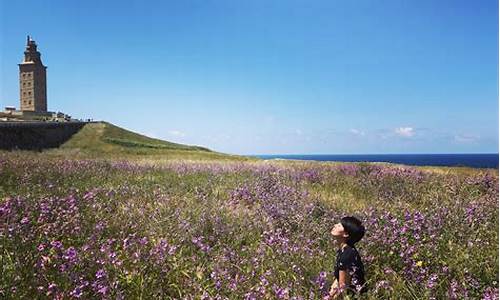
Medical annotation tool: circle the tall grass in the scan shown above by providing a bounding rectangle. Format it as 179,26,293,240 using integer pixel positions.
0,153,498,299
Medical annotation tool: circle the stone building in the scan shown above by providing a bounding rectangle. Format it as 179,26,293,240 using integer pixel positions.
19,35,47,112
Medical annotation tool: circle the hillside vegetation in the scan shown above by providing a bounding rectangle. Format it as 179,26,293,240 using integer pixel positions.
50,122,247,161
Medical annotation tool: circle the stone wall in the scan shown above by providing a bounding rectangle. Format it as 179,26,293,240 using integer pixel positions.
0,122,86,150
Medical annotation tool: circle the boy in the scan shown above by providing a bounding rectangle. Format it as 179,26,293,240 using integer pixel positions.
328,216,366,299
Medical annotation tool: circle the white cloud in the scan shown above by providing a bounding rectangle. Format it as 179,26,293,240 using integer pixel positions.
168,130,186,137
454,134,480,143
264,115,276,123
395,127,415,137
295,129,303,136
349,129,365,136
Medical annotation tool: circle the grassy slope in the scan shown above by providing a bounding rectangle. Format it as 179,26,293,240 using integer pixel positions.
50,122,251,161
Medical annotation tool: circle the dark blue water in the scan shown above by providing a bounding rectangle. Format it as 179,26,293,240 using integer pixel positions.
254,154,499,169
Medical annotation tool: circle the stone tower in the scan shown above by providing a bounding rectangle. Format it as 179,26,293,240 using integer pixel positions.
19,35,47,112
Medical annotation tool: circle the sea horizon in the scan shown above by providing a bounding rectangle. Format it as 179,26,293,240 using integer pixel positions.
251,153,499,169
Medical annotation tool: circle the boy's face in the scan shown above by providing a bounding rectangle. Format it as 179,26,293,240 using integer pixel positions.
331,222,349,239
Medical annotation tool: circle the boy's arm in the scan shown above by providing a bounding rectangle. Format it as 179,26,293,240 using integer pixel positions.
328,271,351,299
338,270,351,289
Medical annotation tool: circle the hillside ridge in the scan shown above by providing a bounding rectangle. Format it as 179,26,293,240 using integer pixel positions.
60,121,209,152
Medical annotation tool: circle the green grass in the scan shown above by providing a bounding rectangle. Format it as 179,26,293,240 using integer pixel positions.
49,121,253,162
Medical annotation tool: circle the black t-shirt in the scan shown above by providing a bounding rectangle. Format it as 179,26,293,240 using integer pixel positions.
334,245,366,293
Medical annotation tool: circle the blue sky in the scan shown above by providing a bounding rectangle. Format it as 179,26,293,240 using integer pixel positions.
1,0,498,154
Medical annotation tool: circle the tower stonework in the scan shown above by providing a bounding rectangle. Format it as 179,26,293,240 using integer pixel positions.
19,36,47,112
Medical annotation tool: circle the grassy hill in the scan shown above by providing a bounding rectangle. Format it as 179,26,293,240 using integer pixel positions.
51,121,248,161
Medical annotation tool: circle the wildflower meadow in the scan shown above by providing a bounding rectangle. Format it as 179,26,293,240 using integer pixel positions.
0,152,498,299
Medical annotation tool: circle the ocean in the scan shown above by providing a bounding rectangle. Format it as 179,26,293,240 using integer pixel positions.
254,154,499,169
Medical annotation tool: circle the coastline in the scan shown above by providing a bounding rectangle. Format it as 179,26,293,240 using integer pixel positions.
252,153,499,169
